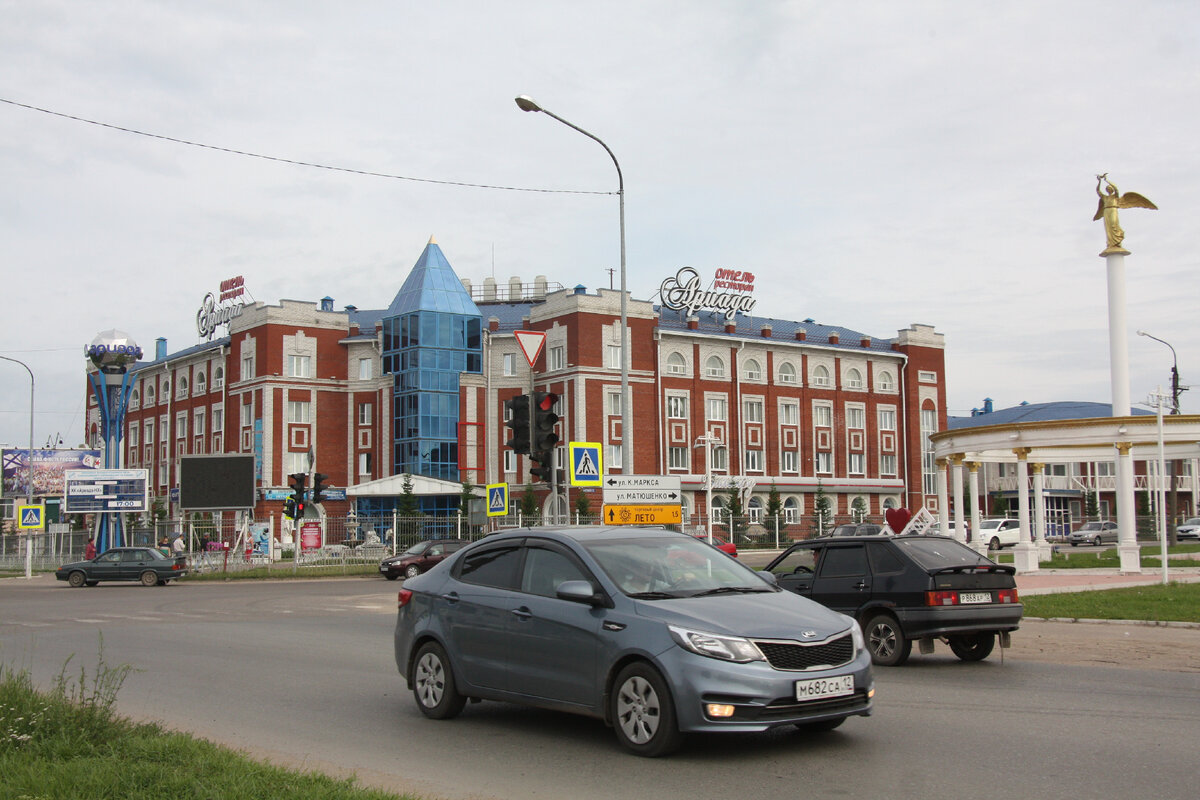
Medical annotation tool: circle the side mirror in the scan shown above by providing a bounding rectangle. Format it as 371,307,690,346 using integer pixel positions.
758,571,779,586
556,580,612,607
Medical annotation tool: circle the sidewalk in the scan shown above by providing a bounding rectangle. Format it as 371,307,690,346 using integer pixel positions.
1016,566,1200,596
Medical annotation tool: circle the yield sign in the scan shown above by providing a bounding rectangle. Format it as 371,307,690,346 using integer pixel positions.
513,330,546,367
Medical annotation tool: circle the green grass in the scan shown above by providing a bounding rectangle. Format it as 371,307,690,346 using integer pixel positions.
993,542,1200,568
1022,581,1200,623
185,563,384,581
0,653,414,800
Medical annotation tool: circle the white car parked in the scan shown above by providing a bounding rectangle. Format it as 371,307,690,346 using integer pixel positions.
976,518,1023,551
1176,518,1200,540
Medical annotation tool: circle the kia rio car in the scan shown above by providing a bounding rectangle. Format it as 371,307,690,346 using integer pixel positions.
394,527,874,756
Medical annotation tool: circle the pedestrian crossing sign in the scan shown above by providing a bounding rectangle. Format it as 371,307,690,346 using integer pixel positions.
486,483,509,517
568,442,603,487
17,504,45,530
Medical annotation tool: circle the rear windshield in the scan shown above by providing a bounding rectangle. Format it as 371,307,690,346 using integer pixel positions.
893,537,992,570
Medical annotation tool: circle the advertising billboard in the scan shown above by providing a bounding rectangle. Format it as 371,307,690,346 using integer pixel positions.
178,455,256,510
1,449,102,499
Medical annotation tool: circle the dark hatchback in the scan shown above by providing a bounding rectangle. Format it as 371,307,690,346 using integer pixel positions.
764,535,1022,666
379,538,470,580
56,547,188,587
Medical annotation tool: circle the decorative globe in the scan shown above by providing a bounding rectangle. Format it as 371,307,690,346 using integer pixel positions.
86,330,143,370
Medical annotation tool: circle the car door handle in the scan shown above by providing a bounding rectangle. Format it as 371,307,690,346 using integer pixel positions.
440,591,459,604
511,606,532,620
855,582,869,591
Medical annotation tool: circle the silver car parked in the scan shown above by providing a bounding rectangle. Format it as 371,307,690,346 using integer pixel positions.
394,526,874,756
1068,521,1120,547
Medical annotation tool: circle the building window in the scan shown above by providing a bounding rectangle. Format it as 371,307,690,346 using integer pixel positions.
879,408,896,431
668,446,688,470
241,355,254,381
358,402,372,425
666,352,686,374
744,398,764,423
176,413,187,439
240,402,253,428
145,385,156,405
710,445,728,471
548,346,565,371
780,401,798,425
815,452,832,473
666,395,688,419
607,443,623,469
705,355,725,379
921,406,938,496
608,392,622,416
778,362,797,384
286,452,308,476
195,371,206,394
846,368,864,390
607,345,622,369
287,401,311,423
128,426,139,447
288,355,312,378
742,358,762,381
1095,461,1115,477
160,417,169,442
880,454,897,476
706,396,727,421
358,357,372,380
847,405,865,429
812,365,831,387
503,450,516,474
503,353,517,376
919,370,937,384
130,389,140,410
160,380,170,401
211,407,223,432
781,449,797,473
193,409,205,436
784,498,800,524
359,452,373,477
176,376,189,400
877,370,895,391
158,462,168,487
144,421,154,445
813,404,832,428
848,452,865,475
212,366,224,390
745,449,763,472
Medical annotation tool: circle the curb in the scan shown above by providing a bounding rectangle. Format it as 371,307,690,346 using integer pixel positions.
1023,616,1200,630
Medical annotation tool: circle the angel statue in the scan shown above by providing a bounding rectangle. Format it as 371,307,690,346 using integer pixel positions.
1094,173,1157,252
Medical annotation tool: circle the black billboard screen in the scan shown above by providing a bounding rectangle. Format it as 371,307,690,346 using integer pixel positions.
179,455,256,510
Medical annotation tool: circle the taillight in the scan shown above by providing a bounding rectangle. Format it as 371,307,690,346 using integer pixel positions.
926,590,958,606
397,589,413,608
997,588,1019,604
172,563,182,571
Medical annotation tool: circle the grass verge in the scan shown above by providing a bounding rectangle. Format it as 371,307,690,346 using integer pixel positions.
1021,581,1200,623
1,653,413,800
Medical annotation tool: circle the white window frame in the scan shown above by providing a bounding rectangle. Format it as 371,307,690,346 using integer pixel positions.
705,355,725,379
846,405,866,430
607,345,622,369
813,403,833,428
706,396,727,422
780,401,799,426
781,449,798,473
812,365,831,387
668,446,688,470
848,452,865,475
503,352,517,376
815,451,832,474
778,362,798,385
742,358,762,381
666,395,688,419
358,357,372,381
744,398,764,423
880,453,898,476
548,346,565,371
666,352,687,375
287,400,312,424
744,449,763,472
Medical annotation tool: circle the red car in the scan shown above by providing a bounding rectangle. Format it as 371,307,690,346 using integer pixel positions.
688,531,738,557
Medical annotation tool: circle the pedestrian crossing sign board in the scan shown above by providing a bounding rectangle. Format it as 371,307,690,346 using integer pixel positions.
17,504,45,530
486,483,509,517
568,442,603,487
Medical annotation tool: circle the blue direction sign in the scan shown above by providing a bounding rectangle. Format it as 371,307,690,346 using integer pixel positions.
568,442,604,487
487,483,509,517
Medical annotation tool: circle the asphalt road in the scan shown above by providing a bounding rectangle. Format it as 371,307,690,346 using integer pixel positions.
2,576,1198,800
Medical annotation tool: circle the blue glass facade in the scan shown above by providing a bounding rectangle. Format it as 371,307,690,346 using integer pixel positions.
381,240,482,484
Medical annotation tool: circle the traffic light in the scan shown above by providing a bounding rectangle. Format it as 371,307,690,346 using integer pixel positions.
529,452,554,483
530,392,560,454
311,473,328,504
287,472,307,520
505,394,530,454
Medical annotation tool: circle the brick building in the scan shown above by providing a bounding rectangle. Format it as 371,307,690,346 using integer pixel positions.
86,239,948,532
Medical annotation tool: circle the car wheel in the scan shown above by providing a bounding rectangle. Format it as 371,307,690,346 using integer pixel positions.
404,564,422,579
1091,536,1102,547
140,570,158,587
611,662,681,757
1070,542,1079,547
988,537,1001,551
795,716,845,733
864,613,911,666
947,632,996,662
411,642,467,720
68,571,87,588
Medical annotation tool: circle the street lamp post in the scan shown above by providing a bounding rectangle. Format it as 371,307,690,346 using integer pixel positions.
1137,330,1184,544
694,435,721,544
0,355,35,579
514,96,631,474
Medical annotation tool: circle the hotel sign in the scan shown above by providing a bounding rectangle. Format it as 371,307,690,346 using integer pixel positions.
197,275,247,340
659,267,756,321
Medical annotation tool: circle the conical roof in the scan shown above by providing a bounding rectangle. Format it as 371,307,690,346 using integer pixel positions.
386,237,481,317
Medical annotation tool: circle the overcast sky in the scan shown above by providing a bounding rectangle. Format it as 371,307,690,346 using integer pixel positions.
2,0,1197,450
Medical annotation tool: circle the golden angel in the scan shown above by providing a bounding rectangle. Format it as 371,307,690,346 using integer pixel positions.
1094,173,1157,252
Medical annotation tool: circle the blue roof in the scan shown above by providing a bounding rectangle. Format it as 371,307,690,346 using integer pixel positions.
949,401,1152,430
385,239,481,318
130,337,228,374
655,306,896,351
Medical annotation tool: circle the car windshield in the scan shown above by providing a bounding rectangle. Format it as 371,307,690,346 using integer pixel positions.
402,542,430,556
1078,523,1101,531
979,520,1003,530
1184,518,1200,526
583,535,769,598
893,537,992,571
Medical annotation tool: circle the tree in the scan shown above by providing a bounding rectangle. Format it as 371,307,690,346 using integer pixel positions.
850,496,867,523
813,483,833,535
395,474,422,542
520,484,540,519
574,491,592,521
765,482,783,534
1084,489,1100,519
722,485,747,543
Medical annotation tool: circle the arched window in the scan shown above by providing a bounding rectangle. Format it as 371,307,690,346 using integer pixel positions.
877,370,895,391
666,352,687,375
213,366,224,389
778,361,797,384
883,497,897,510
705,355,725,379
160,380,169,401
131,389,140,409
846,368,863,389
195,371,207,394
742,358,762,381
145,384,156,404
812,365,831,387
748,496,763,523
177,376,188,399
784,496,800,524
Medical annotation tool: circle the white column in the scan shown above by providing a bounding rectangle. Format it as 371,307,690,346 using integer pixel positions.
968,462,984,553
1013,449,1038,572
936,458,949,534
1033,462,1052,561
1105,251,1131,417
1115,441,1140,573
951,456,967,544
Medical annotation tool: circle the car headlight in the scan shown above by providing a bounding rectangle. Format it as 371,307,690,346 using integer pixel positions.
669,625,765,663
845,615,866,654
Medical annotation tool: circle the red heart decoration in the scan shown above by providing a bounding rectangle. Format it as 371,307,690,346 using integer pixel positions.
885,507,911,532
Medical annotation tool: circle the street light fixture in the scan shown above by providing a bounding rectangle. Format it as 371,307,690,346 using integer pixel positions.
694,435,722,544
514,95,631,474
